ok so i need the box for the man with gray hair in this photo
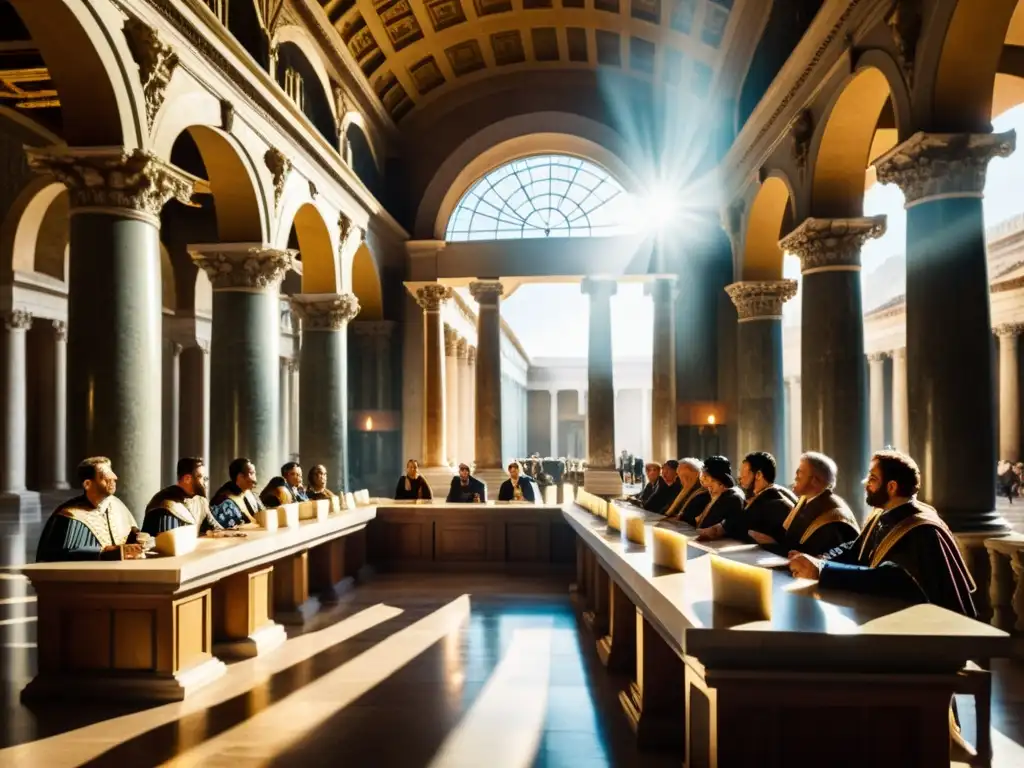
[749,451,859,555]
[664,458,710,522]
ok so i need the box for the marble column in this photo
[997,324,1023,462]
[292,293,361,492]
[27,146,198,521]
[549,388,559,456]
[780,217,884,517]
[190,244,294,487]
[289,359,300,460]
[48,320,69,490]
[444,325,460,465]
[161,341,182,487]
[876,131,1015,533]
[725,280,798,465]
[179,342,210,463]
[279,357,292,463]
[891,347,909,453]
[785,376,802,483]
[0,310,40,518]
[867,352,888,452]
[582,278,620,495]
[415,284,454,490]
[463,345,476,463]
[470,280,505,490]
[647,278,677,463]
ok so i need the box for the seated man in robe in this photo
[210,457,265,528]
[260,461,309,507]
[498,461,537,502]
[142,456,219,536]
[698,452,795,541]
[36,457,143,562]
[663,458,710,523]
[447,463,487,503]
[692,456,745,530]
[625,462,661,507]
[306,464,337,502]
[643,459,682,514]
[749,452,858,555]
[394,459,433,500]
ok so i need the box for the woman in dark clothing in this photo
[394,459,433,500]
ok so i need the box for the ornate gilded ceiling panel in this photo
[315,0,747,123]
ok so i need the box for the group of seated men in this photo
[392,459,541,503]
[35,455,341,562]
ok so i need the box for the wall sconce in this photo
[365,416,374,431]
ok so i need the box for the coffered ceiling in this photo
[314,0,747,123]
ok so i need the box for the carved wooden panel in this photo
[386,521,432,559]
[436,523,489,560]
[506,522,551,562]
[424,0,467,32]
[375,0,424,52]
[492,31,526,66]
[446,40,486,76]
[341,15,385,76]
[113,610,156,670]
[410,55,446,95]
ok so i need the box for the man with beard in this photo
[142,457,219,536]
[210,457,265,528]
[697,452,795,541]
[36,457,143,561]
[260,461,309,507]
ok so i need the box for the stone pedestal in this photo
[647,278,677,463]
[868,352,888,452]
[997,325,1023,463]
[582,278,620,496]
[27,146,199,521]
[725,280,797,464]
[891,347,908,452]
[292,293,360,492]
[876,131,1015,533]
[190,244,293,487]
[444,325,461,465]
[470,280,506,491]
[415,284,455,492]
[781,217,884,519]
[0,310,40,520]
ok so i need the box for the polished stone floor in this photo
[2,508,1024,767]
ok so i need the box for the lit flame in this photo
[365,416,373,431]
[707,414,716,426]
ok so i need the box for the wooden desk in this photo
[368,502,575,572]
[564,504,1009,766]
[20,507,375,703]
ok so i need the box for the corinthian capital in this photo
[725,281,797,321]
[469,280,504,305]
[779,216,887,274]
[189,243,295,291]
[456,337,468,359]
[874,131,1016,207]
[995,322,1024,339]
[3,310,32,331]
[444,324,459,355]
[415,284,451,311]
[291,293,361,330]
[26,146,199,223]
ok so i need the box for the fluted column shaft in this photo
[868,352,888,452]
[891,347,909,452]
[190,244,293,486]
[781,218,885,518]
[997,325,1023,462]
[49,321,69,490]
[444,325,460,464]
[470,281,504,483]
[27,147,199,520]
[647,278,677,462]
[582,278,619,495]
[876,131,1016,532]
[1,311,31,493]
[726,280,798,464]
[416,284,451,467]
[293,293,361,491]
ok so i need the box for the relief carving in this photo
[264,147,292,209]
[415,284,452,311]
[791,109,814,172]
[220,99,235,132]
[190,246,295,290]
[123,17,179,127]
[468,280,504,305]
[291,293,361,330]
[3,310,32,331]
[725,281,798,321]
[887,0,922,87]
[779,216,887,273]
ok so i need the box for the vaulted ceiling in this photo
[314,0,747,123]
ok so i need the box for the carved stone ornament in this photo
[873,131,1016,207]
[724,281,798,321]
[4,309,32,331]
[52,320,67,341]
[779,216,887,273]
[887,0,922,87]
[220,99,235,132]
[25,146,198,221]
[190,245,295,290]
[444,324,458,355]
[264,148,292,209]
[469,280,504,305]
[123,17,178,127]
[415,284,452,312]
[581,277,618,298]
[995,323,1024,339]
[456,337,468,358]
[791,109,814,171]
[867,351,890,363]
[309,179,318,199]
[291,293,361,330]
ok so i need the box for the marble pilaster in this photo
[867,352,888,452]
[415,284,454,490]
[875,131,1016,533]
[289,358,300,461]
[161,341,182,487]
[292,293,360,492]
[470,280,505,490]
[179,342,210,464]
[582,278,620,495]
[785,376,802,484]
[460,341,475,463]
[444,325,460,465]
[780,217,884,518]
[0,310,39,519]
[891,347,909,453]
[27,146,199,521]
[646,278,677,463]
[725,280,798,465]
[190,244,294,486]
[997,324,1024,463]
[48,321,69,490]
[279,357,292,463]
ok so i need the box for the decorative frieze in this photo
[338,212,364,256]
[3,310,32,331]
[874,131,1016,207]
[290,293,360,330]
[26,147,199,222]
[469,280,504,305]
[415,284,452,312]
[779,216,887,274]
[725,280,798,321]
[189,244,295,291]
[52,320,67,342]
[995,323,1024,339]
[123,17,178,127]
[264,148,291,210]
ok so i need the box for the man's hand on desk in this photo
[749,531,776,546]
[788,552,822,579]
[696,523,725,541]
[104,543,144,559]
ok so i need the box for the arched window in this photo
[445,155,629,241]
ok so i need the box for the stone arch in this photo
[340,111,381,170]
[808,65,900,219]
[346,122,381,196]
[8,0,143,147]
[741,175,794,281]
[351,242,383,320]
[1,179,65,279]
[273,25,337,133]
[285,202,338,293]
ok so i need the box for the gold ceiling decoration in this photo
[316,0,741,122]
[0,66,58,109]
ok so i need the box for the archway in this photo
[741,175,793,280]
[227,0,269,70]
[1,179,65,280]
[275,39,337,146]
[289,203,337,293]
[346,123,381,196]
[351,242,383,320]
